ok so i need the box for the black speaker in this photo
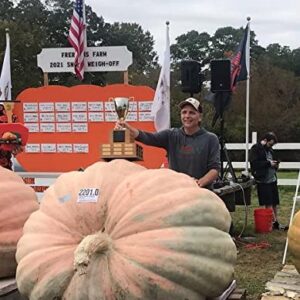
[181,60,202,94]
[210,59,231,92]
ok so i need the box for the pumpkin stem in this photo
[74,232,111,275]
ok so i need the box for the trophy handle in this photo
[128,97,135,119]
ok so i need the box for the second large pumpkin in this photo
[0,166,38,278]
[288,210,300,273]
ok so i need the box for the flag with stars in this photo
[68,0,85,80]
[231,24,250,91]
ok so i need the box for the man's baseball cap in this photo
[179,97,202,113]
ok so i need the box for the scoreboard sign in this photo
[14,84,166,172]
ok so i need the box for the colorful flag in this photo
[151,22,170,132]
[68,0,85,80]
[231,24,250,90]
[0,30,12,101]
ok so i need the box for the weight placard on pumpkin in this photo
[77,188,99,203]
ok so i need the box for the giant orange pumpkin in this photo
[288,210,300,273]
[16,160,237,299]
[0,166,38,278]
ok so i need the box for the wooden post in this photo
[123,71,129,84]
[43,72,49,86]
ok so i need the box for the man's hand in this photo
[114,120,125,130]
[114,120,139,139]
[195,178,205,188]
[195,169,219,188]
[270,160,279,167]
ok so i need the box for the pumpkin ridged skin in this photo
[288,210,300,273]
[16,159,237,300]
[0,166,39,278]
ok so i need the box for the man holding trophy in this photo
[115,97,220,189]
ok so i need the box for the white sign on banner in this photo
[105,112,118,122]
[73,144,89,153]
[37,46,132,73]
[56,113,71,122]
[129,102,137,111]
[41,144,57,153]
[25,144,41,153]
[24,113,39,123]
[72,123,88,132]
[139,101,153,111]
[40,113,55,122]
[139,112,154,121]
[104,101,115,112]
[56,123,72,132]
[55,102,71,112]
[57,144,73,153]
[23,103,38,112]
[40,123,55,133]
[72,112,87,122]
[25,123,39,133]
[71,102,87,112]
[88,112,104,122]
[127,112,138,121]
[88,102,103,111]
[39,103,54,112]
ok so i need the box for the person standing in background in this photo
[249,132,288,230]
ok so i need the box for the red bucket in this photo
[254,208,273,233]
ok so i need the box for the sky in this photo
[85,0,300,60]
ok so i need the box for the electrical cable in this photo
[234,238,271,249]
[232,182,248,239]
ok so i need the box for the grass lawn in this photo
[231,186,299,300]
[277,171,298,179]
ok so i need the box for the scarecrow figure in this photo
[0,104,28,170]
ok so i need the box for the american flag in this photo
[68,0,85,80]
[231,24,249,91]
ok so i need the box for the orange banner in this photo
[14,84,166,172]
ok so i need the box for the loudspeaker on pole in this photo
[210,59,231,92]
[181,60,202,94]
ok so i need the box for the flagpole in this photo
[83,0,87,49]
[245,17,251,174]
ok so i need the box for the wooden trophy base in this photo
[110,128,134,143]
[101,128,143,161]
[101,143,143,161]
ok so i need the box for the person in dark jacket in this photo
[115,97,220,189]
[249,132,288,230]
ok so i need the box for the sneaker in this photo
[272,221,289,231]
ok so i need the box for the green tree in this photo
[0,0,15,21]
[225,56,300,142]
[171,31,211,63]
[105,22,158,75]
[265,43,293,71]
[291,48,300,76]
